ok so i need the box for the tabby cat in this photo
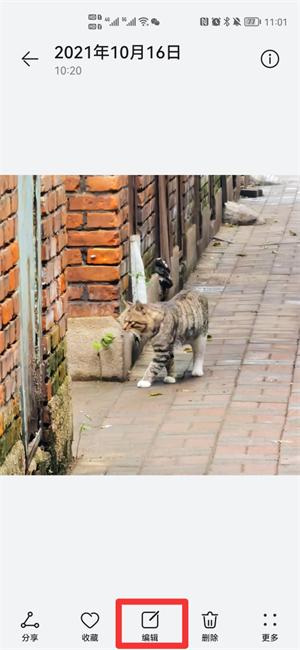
[122,290,209,388]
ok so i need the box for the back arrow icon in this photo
[22,51,39,67]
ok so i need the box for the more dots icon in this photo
[263,613,277,627]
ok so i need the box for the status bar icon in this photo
[244,17,261,26]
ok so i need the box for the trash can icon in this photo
[202,611,218,629]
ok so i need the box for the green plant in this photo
[75,418,92,459]
[92,332,116,352]
[92,332,116,379]
[129,271,145,282]
[129,269,153,287]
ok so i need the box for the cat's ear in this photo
[122,300,133,309]
[135,301,147,313]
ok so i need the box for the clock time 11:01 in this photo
[265,18,287,26]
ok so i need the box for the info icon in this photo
[261,49,280,68]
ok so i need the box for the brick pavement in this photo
[71,179,300,475]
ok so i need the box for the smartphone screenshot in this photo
[0,1,299,649]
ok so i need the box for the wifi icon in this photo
[139,16,149,26]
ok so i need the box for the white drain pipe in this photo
[130,234,147,303]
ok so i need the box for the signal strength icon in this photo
[127,17,136,26]
[109,17,119,26]
[139,16,149,26]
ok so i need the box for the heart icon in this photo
[80,612,100,629]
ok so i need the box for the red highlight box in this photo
[115,598,189,649]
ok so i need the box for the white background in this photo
[0,3,299,650]
[0,1,298,173]
[0,477,299,649]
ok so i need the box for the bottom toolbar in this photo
[14,600,286,649]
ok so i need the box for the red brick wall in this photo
[64,175,240,317]
[135,175,196,272]
[181,176,196,224]
[64,175,214,312]
[134,175,158,271]
[0,175,71,471]
[65,175,129,317]
[0,176,21,465]
[40,176,69,433]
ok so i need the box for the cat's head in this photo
[121,301,163,337]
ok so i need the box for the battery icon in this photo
[244,17,261,26]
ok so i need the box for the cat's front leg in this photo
[137,362,156,388]
[164,349,176,384]
[137,343,173,388]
